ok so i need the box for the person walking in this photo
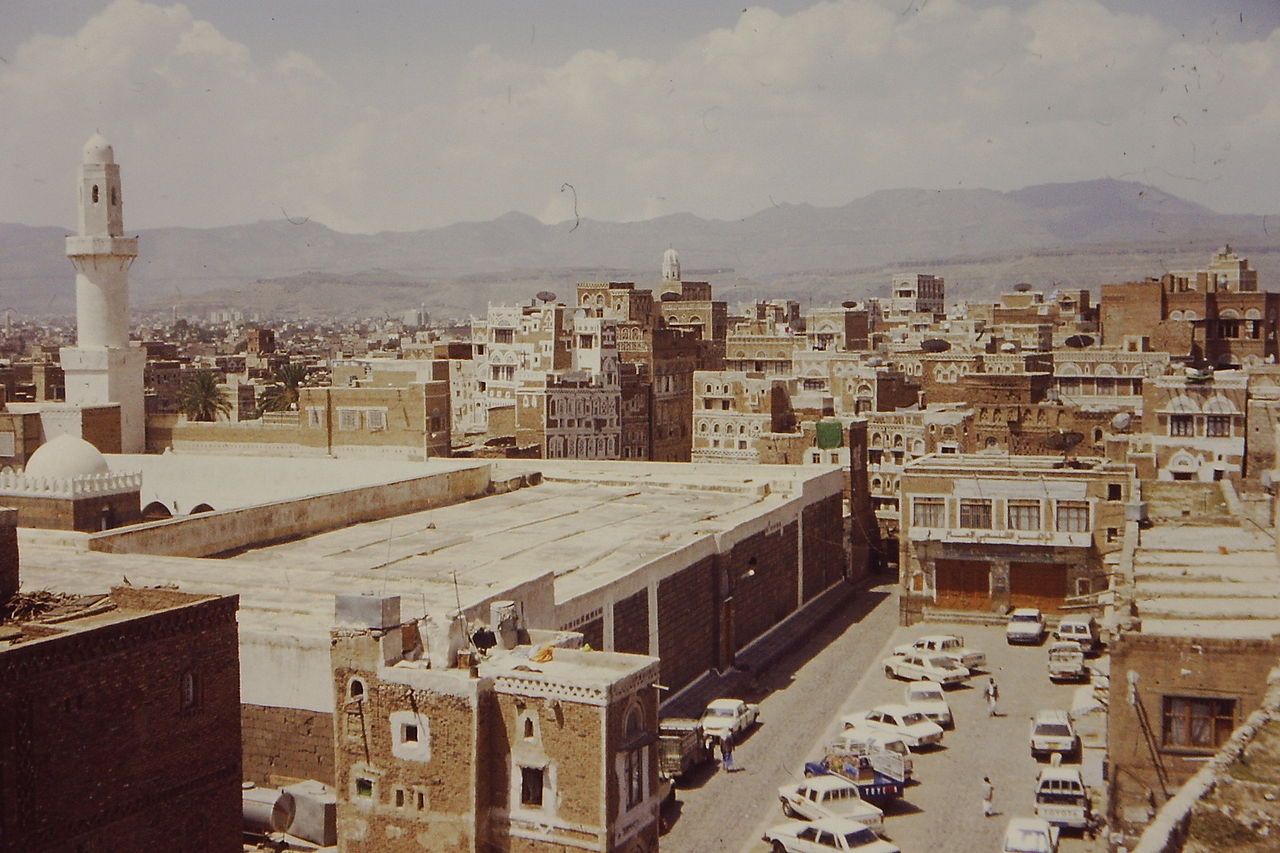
[981,776,995,817]
[984,678,1000,717]
[719,731,737,772]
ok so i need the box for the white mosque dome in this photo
[83,133,115,165]
[24,434,111,479]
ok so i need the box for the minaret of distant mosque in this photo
[660,246,681,297]
[61,133,145,452]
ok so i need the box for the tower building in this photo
[61,133,145,452]
[660,247,681,294]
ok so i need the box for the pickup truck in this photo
[1046,641,1087,683]
[658,718,709,780]
[802,733,907,805]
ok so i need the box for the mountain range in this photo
[2,178,1277,320]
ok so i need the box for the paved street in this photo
[662,583,1108,852]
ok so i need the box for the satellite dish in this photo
[660,291,680,302]
[1000,342,1017,352]
[841,300,857,309]
[536,290,556,303]
[866,356,884,367]
[1041,430,1084,453]
[920,339,951,353]
[1013,283,1034,292]
[1064,334,1094,348]
[1110,412,1132,432]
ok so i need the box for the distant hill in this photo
[2,178,1277,319]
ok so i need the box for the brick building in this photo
[1135,371,1247,483]
[1100,246,1280,366]
[899,454,1134,621]
[330,594,661,853]
[0,583,241,852]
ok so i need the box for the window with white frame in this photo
[1056,500,1090,532]
[912,497,945,528]
[958,498,992,529]
[366,409,387,431]
[337,408,360,431]
[1007,500,1041,531]
[306,407,324,428]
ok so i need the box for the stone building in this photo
[1135,371,1247,483]
[886,273,945,321]
[0,580,241,852]
[691,370,799,463]
[330,594,661,853]
[898,454,1134,621]
[804,305,871,352]
[1100,246,1280,366]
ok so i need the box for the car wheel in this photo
[772,842,788,853]
[884,666,896,679]
[782,801,798,818]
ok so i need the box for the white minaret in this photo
[61,133,145,452]
[661,247,681,283]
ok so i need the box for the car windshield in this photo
[929,657,959,669]
[1012,613,1040,622]
[844,828,879,847]
[1005,827,1053,853]
[909,685,942,701]
[1036,723,1072,737]
[899,712,927,726]
[705,707,736,718]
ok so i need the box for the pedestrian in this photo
[719,731,737,772]
[981,776,995,817]
[984,678,1000,717]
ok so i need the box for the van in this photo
[1033,765,1090,829]
[1053,616,1100,654]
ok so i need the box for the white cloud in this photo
[2,0,1278,234]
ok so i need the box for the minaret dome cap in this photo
[83,133,115,165]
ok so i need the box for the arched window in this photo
[349,678,365,701]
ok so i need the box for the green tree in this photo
[259,362,309,412]
[175,371,231,422]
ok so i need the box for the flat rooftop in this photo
[17,459,841,640]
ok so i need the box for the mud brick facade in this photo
[1107,632,1280,828]
[0,587,241,853]
[654,556,717,695]
[241,703,336,786]
[612,589,649,656]
[330,595,661,853]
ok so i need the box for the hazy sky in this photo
[3,0,1278,233]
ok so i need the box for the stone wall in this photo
[726,519,799,659]
[85,464,492,557]
[613,589,650,656]
[241,704,335,786]
[1108,632,1280,832]
[0,593,241,852]
[656,556,717,694]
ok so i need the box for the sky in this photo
[2,0,1279,234]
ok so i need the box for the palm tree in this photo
[175,371,232,422]
[259,362,309,412]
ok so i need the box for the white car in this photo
[778,776,884,830]
[842,704,944,749]
[1029,709,1080,761]
[1006,608,1046,644]
[763,817,900,853]
[1002,817,1060,853]
[891,634,987,672]
[881,652,970,686]
[903,680,953,728]
[700,698,759,743]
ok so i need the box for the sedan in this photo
[1002,817,1060,853]
[1006,608,1046,645]
[842,704,944,749]
[700,698,759,743]
[763,817,901,853]
[882,652,970,687]
[903,680,953,728]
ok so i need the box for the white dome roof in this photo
[83,133,115,165]
[24,434,111,479]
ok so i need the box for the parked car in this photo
[762,817,901,853]
[842,704,944,749]
[778,776,884,830]
[1029,709,1080,761]
[882,652,970,686]
[700,698,759,745]
[891,634,987,672]
[903,680,953,728]
[1046,641,1087,683]
[1033,766,1091,830]
[1001,817,1060,853]
[1053,616,1101,655]
[1006,608,1046,644]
